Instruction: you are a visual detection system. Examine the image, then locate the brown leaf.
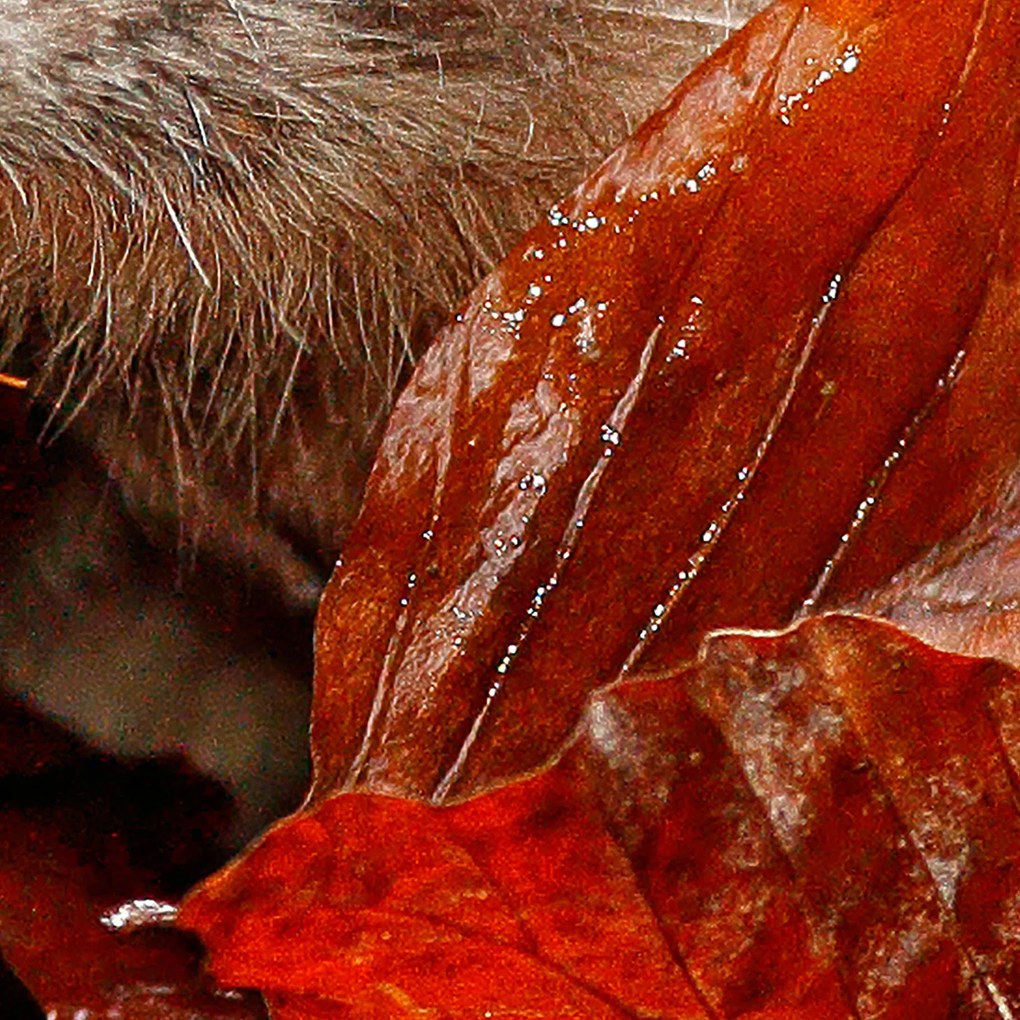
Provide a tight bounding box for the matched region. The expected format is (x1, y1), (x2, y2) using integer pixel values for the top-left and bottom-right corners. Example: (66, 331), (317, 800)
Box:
(306, 0), (1017, 801)
(842, 486), (1020, 666)
(180, 0), (1019, 1013)
(182, 616), (1020, 1016)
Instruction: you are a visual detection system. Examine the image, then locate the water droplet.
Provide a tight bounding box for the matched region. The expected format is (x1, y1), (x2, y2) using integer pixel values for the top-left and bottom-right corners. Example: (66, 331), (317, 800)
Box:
(600, 423), (621, 446)
(100, 899), (178, 932)
(666, 339), (687, 362)
(822, 272), (842, 304)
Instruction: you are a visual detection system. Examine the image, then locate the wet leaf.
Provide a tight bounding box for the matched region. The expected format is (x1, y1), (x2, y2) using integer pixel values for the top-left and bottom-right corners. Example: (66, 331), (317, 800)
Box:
(182, 617), (1020, 1017)
(0, 696), (265, 1019)
(305, 0), (1018, 802)
(180, 0), (1019, 1014)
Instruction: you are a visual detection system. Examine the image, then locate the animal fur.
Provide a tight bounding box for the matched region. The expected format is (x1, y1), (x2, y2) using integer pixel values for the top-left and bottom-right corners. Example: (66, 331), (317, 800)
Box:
(0, 0), (764, 606)
(0, 1), (766, 843)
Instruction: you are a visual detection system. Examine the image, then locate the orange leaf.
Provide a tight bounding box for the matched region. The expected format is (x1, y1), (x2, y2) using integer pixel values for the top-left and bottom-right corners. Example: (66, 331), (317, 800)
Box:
(181, 0), (1019, 1014)
(184, 617), (1020, 1016)
(304, 0), (1018, 803)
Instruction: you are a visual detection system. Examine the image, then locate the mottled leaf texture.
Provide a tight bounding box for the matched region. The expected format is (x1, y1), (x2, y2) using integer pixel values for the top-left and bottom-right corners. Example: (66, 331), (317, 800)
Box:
(183, 617), (1020, 1018)
(180, 0), (1019, 1016)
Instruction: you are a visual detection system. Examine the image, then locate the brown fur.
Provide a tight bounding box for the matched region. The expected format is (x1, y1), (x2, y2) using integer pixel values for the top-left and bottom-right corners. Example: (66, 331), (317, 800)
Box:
(0, 2), (768, 844)
(0, 0), (764, 607)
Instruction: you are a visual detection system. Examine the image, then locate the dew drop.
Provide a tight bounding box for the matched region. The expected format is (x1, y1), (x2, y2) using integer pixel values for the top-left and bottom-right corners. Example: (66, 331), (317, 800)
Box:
(600, 423), (621, 446)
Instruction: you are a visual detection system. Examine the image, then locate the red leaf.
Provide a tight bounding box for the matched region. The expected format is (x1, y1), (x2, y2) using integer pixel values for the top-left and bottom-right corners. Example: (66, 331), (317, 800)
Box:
(183, 617), (1020, 1016)
(180, 0), (1019, 1013)
(844, 488), (1020, 667)
(304, 0), (1018, 802)
(0, 784), (264, 1017)
(0, 695), (264, 1018)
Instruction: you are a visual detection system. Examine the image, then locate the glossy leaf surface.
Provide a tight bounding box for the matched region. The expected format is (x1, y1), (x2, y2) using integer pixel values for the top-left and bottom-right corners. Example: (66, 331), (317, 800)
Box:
(306, 0), (1018, 802)
(180, 0), (1019, 1014)
(183, 617), (1020, 1017)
